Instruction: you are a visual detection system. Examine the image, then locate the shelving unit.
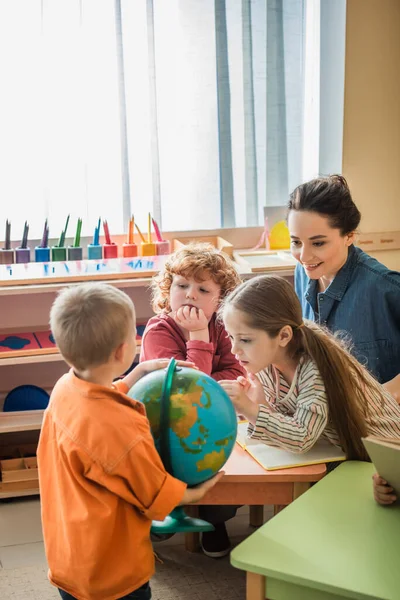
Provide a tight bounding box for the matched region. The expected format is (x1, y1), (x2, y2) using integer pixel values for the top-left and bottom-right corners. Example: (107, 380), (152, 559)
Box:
(0, 276), (153, 500)
(0, 409), (43, 499)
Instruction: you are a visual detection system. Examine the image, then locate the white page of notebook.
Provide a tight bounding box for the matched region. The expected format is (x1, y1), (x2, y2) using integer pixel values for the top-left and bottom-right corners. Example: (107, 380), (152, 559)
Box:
(237, 422), (346, 470)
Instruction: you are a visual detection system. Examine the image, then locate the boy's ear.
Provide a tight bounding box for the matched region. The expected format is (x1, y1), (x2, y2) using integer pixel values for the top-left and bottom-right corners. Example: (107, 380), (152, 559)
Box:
(278, 325), (293, 347)
(114, 341), (127, 363)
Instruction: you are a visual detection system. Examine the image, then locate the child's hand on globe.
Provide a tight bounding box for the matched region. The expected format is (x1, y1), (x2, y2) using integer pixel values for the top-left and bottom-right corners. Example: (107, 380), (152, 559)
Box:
(180, 471), (225, 505)
(124, 358), (198, 389)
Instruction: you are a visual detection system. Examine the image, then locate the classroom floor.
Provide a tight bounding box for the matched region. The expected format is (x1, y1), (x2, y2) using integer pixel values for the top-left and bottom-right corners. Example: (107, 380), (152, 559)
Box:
(0, 499), (273, 599)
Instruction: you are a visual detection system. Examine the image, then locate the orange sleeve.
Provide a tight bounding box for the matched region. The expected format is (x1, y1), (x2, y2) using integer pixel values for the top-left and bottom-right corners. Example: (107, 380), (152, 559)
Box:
(114, 380), (129, 394)
(86, 432), (187, 521)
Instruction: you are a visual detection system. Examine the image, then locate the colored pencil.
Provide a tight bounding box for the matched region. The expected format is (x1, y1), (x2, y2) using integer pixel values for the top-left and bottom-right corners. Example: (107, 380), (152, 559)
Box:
(74, 218), (82, 247)
(93, 218), (101, 246)
(128, 215), (134, 244)
(135, 222), (146, 243)
(21, 221), (29, 249)
(59, 214), (70, 247)
(151, 217), (163, 242)
(39, 219), (48, 248)
(103, 220), (111, 245)
(43, 222), (49, 248)
(5, 220), (11, 250)
(147, 212), (152, 243)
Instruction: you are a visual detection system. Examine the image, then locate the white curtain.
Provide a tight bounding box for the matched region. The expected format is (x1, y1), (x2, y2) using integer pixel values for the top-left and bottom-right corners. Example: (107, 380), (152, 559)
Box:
(0, 0), (319, 241)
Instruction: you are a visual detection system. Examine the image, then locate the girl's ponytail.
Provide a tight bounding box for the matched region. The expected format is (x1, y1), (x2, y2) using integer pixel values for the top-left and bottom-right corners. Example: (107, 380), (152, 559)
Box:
(299, 323), (370, 460)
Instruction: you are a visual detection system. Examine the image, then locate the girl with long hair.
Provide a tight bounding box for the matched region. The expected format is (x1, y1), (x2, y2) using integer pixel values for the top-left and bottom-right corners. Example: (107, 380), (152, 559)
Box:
(219, 275), (400, 461)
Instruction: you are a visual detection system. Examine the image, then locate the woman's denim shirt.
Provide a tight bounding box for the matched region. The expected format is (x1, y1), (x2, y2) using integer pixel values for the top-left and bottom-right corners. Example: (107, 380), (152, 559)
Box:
(294, 244), (400, 383)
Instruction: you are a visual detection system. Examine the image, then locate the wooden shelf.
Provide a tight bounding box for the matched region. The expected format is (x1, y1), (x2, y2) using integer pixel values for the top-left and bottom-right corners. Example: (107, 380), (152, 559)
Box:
(0, 409), (44, 433)
(0, 276), (156, 297)
(0, 487), (40, 499)
(0, 352), (64, 367)
(0, 345), (141, 367)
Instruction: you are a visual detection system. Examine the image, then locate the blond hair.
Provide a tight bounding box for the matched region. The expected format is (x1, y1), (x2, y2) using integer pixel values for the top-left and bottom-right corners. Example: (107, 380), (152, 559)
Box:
(220, 275), (386, 461)
(151, 242), (241, 313)
(50, 283), (135, 370)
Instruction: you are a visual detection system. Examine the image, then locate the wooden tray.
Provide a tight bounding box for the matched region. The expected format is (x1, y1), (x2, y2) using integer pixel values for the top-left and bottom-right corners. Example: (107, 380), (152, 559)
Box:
(233, 250), (296, 272)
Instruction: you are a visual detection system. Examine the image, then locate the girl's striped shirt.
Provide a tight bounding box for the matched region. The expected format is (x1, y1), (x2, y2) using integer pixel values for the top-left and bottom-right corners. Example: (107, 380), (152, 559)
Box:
(249, 356), (400, 453)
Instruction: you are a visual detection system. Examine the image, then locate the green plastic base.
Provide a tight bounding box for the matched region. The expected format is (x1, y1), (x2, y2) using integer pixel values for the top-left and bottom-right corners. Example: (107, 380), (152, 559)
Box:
(151, 507), (215, 534)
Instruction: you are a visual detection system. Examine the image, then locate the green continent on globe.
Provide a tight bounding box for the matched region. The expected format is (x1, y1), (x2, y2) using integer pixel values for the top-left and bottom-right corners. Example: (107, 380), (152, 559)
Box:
(196, 449), (226, 472)
(214, 435), (234, 447)
(169, 377), (211, 439)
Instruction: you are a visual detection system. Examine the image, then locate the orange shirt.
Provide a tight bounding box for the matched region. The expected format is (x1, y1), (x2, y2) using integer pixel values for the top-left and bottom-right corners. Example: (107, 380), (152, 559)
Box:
(37, 370), (186, 600)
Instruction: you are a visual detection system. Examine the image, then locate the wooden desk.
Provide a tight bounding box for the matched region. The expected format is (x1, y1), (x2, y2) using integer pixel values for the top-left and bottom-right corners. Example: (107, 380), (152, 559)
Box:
(185, 444), (326, 551)
(231, 461), (400, 600)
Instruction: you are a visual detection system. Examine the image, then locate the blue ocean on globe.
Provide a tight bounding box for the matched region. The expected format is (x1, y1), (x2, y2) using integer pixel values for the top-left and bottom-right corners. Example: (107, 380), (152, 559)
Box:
(128, 366), (237, 486)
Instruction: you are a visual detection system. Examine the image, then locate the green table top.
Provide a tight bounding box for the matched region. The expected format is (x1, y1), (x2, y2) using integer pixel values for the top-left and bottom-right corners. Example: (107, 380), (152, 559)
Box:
(231, 461), (400, 600)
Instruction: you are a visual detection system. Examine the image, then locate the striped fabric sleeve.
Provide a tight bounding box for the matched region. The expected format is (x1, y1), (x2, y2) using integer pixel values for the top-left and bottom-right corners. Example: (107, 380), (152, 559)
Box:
(248, 361), (329, 453)
(257, 369), (276, 401)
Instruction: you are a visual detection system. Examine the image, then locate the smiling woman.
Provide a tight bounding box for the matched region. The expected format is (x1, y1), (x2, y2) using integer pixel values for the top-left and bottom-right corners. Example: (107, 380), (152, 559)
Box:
(287, 175), (400, 384)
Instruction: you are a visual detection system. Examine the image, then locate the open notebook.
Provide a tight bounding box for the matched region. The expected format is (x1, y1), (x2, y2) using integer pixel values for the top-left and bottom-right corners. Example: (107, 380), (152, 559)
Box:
(236, 422), (346, 471)
(362, 436), (400, 497)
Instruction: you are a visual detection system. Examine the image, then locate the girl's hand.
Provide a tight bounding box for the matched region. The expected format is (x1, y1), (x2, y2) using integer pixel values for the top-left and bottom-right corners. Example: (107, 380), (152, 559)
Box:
(219, 379), (259, 423)
(372, 472), (397, 505)
(174, 306), (208, 332)
(237, 373), (266, 405)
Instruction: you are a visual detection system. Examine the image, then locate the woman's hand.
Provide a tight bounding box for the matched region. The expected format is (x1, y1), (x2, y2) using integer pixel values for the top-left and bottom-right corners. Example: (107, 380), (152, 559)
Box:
(383, 373), (400, 404)
(372, 472), (397, 505)
(219, 378), (259, 423)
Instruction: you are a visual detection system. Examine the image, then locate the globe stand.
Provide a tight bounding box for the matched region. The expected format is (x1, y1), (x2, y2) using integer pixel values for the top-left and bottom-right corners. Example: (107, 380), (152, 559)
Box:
(151, 507), (214, 534)
(150, 358), (215, 536)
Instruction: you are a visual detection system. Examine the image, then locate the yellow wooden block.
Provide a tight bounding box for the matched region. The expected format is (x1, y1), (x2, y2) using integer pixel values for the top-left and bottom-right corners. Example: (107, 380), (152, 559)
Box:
(269, 221), (290, 250)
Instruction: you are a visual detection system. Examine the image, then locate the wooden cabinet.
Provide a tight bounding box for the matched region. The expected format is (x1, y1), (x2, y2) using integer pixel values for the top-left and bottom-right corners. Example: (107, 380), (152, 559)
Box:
(0, 409), (43, 499)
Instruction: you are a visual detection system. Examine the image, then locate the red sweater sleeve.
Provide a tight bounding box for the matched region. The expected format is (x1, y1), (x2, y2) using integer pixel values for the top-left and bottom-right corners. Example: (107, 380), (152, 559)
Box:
(140, 315), (215, 376)
(140, 315), (246, 382)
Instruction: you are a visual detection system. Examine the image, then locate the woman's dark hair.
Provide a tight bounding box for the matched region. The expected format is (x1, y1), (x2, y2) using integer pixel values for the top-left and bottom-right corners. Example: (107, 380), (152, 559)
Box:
(288, 174), (361, 235)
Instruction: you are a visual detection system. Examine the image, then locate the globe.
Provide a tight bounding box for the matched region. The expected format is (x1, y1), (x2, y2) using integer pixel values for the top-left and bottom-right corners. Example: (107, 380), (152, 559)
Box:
(128, 359), (237, 487)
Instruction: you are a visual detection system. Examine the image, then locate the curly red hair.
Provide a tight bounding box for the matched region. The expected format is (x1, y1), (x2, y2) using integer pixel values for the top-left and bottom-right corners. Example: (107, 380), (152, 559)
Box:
(151, 242), (241, 313)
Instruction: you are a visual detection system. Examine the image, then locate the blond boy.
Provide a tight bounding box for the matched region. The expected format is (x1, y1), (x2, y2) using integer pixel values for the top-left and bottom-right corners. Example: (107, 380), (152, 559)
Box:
(38, 283), (222, 600)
